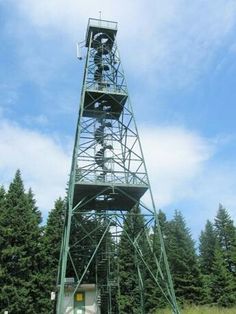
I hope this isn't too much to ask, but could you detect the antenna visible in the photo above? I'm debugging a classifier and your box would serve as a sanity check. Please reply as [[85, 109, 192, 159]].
[[76, 41, 84, 60]]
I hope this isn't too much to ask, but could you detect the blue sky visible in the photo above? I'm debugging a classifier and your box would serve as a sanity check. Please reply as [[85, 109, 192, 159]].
[[1, 0, 236, 239]]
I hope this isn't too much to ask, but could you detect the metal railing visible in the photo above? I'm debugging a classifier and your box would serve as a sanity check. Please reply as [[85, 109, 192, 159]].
[[75, 168, 148, 186], [85, 82, 128, 94], [87, 18, 118, 31]]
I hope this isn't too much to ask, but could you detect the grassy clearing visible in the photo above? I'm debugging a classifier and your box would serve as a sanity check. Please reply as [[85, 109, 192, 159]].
[[156, 306, 236, 314]]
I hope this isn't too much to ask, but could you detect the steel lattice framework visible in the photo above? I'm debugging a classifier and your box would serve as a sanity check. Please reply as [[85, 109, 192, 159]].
[[56, 18, 180, 314]]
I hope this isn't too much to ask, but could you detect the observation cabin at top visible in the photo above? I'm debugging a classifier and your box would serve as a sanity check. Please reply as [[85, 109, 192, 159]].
[[73, 18, 149, 211]]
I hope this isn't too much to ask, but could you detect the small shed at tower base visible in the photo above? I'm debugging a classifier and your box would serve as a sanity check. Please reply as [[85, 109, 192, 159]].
[[63, 283, 99, 314]]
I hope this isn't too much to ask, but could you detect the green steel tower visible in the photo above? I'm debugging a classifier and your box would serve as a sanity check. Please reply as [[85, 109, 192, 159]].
[[56, 18, 180, 314]]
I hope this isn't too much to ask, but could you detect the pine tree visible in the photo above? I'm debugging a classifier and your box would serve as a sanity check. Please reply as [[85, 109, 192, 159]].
[[42, 197, 65, 313], [145, 210, 170, 312], [66, 212, 102, 282], [0, 170, 42, 313], [210, 244, 235, 307], [25, 188, 49, 313], [214, 204, 236, 276], [0, 185, 6, 231], [198, 220, 216, 304], [27, 188, 42, 224], [0, 185, 5, 209], [199, 220, 216, 275], [117, 206, 147, 313], [167, 210, 202, 305], [0, 185, 6, 303]]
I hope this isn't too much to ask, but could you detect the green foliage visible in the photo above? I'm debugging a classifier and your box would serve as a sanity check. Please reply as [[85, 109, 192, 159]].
[[155, 305, 236, 314], [166, 210, 202, 304], [41, 197, 66, 313], [44, 198, 65, 279], [214, 204, 236, 275], [210, 245, 235, 307], [199, 220, 217, 304], [1, 171, 236, 312], [144, 210, 170, 312], [66, 213, 102, 282], [198, 204, 236, 307], [27, 188, 42, 224], [0, 185, 6, 207], [199, 220, 216, 275], [0, 170, 43, 313], [200, 274, 213, 305], [117, 206, 147, 313]]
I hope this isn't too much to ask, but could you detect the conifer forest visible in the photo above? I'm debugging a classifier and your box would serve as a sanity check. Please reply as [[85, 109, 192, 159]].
[[0, 170, 236, 313]]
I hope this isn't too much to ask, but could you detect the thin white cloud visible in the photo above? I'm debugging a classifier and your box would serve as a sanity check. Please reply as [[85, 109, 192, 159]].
[[0, 119, 235, 231], [23, 114, 49, 127], [190, 162, 236, 223], [140, 125, 214, 206], [0, 118, 213, 215], [139, 125, 236, 236], [0, 120, 71, 215]]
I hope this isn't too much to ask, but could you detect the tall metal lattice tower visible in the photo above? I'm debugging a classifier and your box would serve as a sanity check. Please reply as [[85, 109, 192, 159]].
[[56, 18, 180, 314]]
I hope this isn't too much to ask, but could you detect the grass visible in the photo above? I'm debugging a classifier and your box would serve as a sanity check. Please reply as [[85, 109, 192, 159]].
[[156, 305, 236, 314]]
